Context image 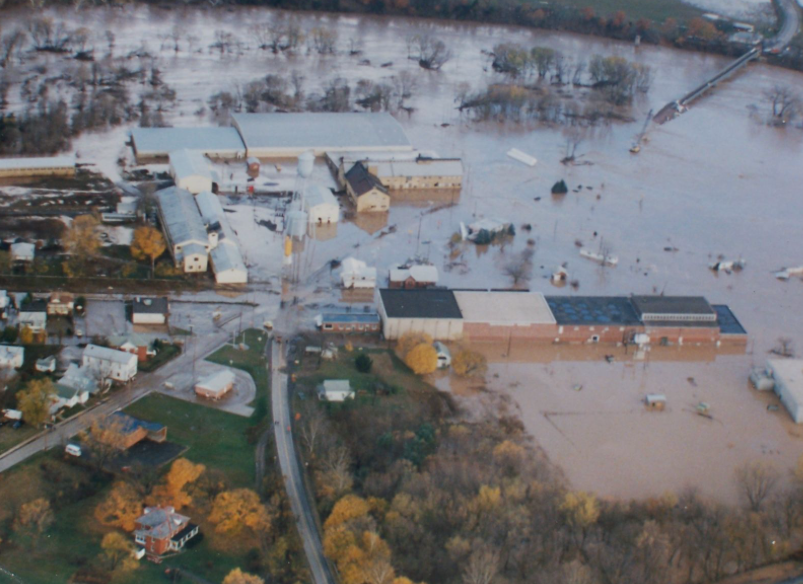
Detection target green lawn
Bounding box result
[207,329,270,410]
[124,393,255,487]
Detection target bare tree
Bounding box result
[552,52,569,84]
[320,443,353,495]
[414,34,451,70]
[503,249,534,288]
[735,461,779,512]
[561,127,587,163]
[298,401,327,456]
[572,60,586,85]
[765,85,801,126]
[392,70,418,105]
[462,545,499,584]
[310,27,337,54]
[770,337,795,357]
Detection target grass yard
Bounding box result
[207,329,270,409]
[124,393,255,487]
[138,342,181,373]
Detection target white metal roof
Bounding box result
[169,149,213,182]
[322,379,352,393]
[325,150,425,167]
[389,264,439,284]
[232,113,412,153]
[195,191,247,280]
[131,127,245,158]
[10,242,35,259]
[156,187,209,248]
[0,156,75,171]
[210,242,247,279]
[770,359,803,393]
[57,363,99,394]
[304,184,338,209]
[0,345,23,363]
[84,344,138,365]
[196,369,236,392]
[369,158,463,179]
[454,291,557,325]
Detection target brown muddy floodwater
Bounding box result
[2,4,802,503]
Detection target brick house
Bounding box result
[47,292,75,316]
[134,506,199,558]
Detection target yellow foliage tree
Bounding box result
[209,489,271,537]
[16,378,56,426]
[130,225,166,276]
[149,458,205,511]
[452,349,487,378]
[560,491,600,529]
[404,343,438,375]
[223,568,265,584]
[324,494,371,531]
[100,531,139,573]
[13,498,54,547]
[18,325,34,345]
[493,440,525,475]
[63,214,101,257]
[94,481,143,532]
[397,332,433,358]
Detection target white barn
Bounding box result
[155,187,210,273]
[169,149,214,194]
[768,359,803,423]
[304,184,340,225]
[82,344,138,383]
[195,191,247,284]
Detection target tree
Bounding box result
[0,250,9,273]
[130,225,166,277]
[13,498,54,547]
[404,344,438,375]
[765,85,801,126]
[150,458,205,511]
[551,180,569,195]
[560,490,600,551]
[94,481,143,532]
[209,489,271,537]
[452,350,487,378]
[413,34,451,70]
[84,416,128,471]
[503,252,533,288]
[16,378,56,426]
[355,353,373,373]
[64,214,101,257]
[100,531,139,573]
[18,325,34,345]
[735,461,779,512]
[397,332,433,358]
[223,568,265,584]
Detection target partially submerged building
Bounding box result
[767,360,803,423]
[155,187,210,274]
[340,257,377,289]
[195,190,248,284]
[345,162,390,213]
[304,184,340,225]
[377,288,464,341]
[82,344,138,383]
[389,264,439,289]
[0,156,76,179]
[454,291,556,342]
[329,152,463,191]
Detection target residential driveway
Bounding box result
[155,359,256,417]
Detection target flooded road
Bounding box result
[1,4,802,502]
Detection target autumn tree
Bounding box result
[223,568,265,584]
[209,489,271,538]
[18,325,34,345]
[13,498,54,547]
[130,225,166,277]
[404,343,438,375]
[452,349,487,378]
[735,461,779,512]
[559,491,600,552]
[397,332,433,358]
[83,415,128,471]
[95,481,144,531]
[63,214,101,276]
[100,531,139,574]
[149,458,205,511]
[16,378,56,426]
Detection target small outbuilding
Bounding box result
[47,292,75,316]
[304,184,340,224]
[340,257,377,289]
[389,264,439,289]
[0,345,24,368]
[10,242,35,263]
[194,370,236,400]
[644,394,667,411]
[318,380,354,402]
[168,149,215,194]
[132,297,169,325]
[35,355,57,373]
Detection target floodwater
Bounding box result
[2,5,802,502]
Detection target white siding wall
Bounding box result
[174,175,213,195]
[132,313,167,325]
[381,317,463,341]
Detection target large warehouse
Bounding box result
[377,289,463,340]
[455,291,556,342]
[231,112,413,158]
[768,359,803,423]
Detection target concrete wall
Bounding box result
[643,326,720,346]
[381,316,463,341]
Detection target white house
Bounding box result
[318,379,354,402]
[0,345,24,368]
[52,363,100,413]
[35,355,57,373]
[304,184,340,225]
[768,359,803,423]
[169,149,214,194]
[18,301,47,333]
[155,187,210,273]
[10,242,35,263]
[194,369,236,400]
[132,297,169,325]
[82,344,138,383]
[340,257,377,289]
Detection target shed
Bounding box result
[318,380,354,402]
[169,149,214,194]
[768,359,803,423]
[0,156,76,179]
[10,242,35,262]
[195,369,236,400]
[47,292,75,316]
[304,184,340,224]
[35,355,57,372]
[389,264,439,289]
[340,257,377,289]
[644,394,667,411]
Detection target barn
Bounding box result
[130,127,245,162]
[169,149,215,194]
[377,289,463,341]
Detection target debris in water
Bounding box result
[507,148,538,166]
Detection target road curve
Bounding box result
[770,0,801,51]
[270,339,336,584]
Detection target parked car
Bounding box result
[65,444,82,457]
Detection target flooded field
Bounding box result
[1,5,802,502]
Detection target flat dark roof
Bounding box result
[712,305,747,335]
[322,313,380,323]
[133,297,169,314]
[379,289,462,320]
[545,296,641,326]
[631,295,714,317]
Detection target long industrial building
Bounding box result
[376,289,747,347]
[130,127,246,161]
[0,156,76,179]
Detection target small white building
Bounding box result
[318,379,354,402]
[168,149,214,194]
[132,297,169,325]
[389,264,439,289]
[53,363,100,413]
[194,369,236,400]
[0,345,24,368]
[304,184,340,225]
[340,257,377,289]
[10,242,35,263]
[35,355,57,373]
[768,359,803,423]
[82,344,138,383]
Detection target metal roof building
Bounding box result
[377,288,463,341]
[169,149,214,194]
[768,360,803,423]
[195,191,247,284]
[0,156,76,178]
[304,184,340,224]
[155,187,209,273]
[130,127,245,161]
[231,112,412,158]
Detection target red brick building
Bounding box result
[134,506,198,558]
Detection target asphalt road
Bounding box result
[270,339,336,584]
[0,329,231,474]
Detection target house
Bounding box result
[345,162,390,213]
[18,300,47,333]
[35,355,57,373]
[134,506,199,557]
[168,149,215,194]
[0,156,76,179]
[108,333,156,362]
[645,394,667,411]
[47,292,75,316]
[52,363,100,413]
[194,369,236,400]
[0,345,24,368]
[318,379,354,402]
[340,257,377,289]
[389,264,439,289]
[10,242,35,263]
[318,312,381,333]
[304,184,340,225]
[155,187,210,273]
[96,411,167,449]
[52,381,89,414]
[768,360,803,423]
[195,191,248,284]
[132,297,169,326]
[82,344,138,383]
[377,288,464,341]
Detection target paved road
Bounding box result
[270,339,337,584]
[0,329,231,474]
